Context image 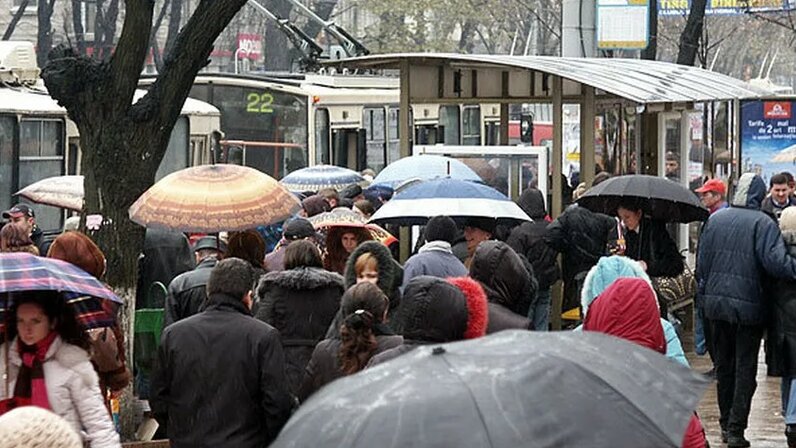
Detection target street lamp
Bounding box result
[234,47,249,74]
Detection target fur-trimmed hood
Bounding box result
[343,241,401,298]
[257,267,344,294]
[392,276,487,343]
[580,255,653,318]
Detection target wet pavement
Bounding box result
[687,349,787,447]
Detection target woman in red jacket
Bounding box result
[583,278,706,448]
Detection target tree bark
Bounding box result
[3,0,30,41]
[164,0,181,56]
[70,0,86,55]
[37,0,57,68]
[676,0,707,66]
[100,0,120,59]
[640,0,657,60]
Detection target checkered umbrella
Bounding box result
[0,253,121,332]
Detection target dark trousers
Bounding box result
[711,320,764,434]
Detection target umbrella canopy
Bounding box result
[0,253,121,332]
[372,155,482,188]
[128,164,300,233]
[273,330,708,448]
[577,174,709,223]
[279,165,364,193]
[369,178,531,226]
[308,208,397,246]
[15,175,84,211]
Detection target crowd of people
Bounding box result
[4,168,796,447]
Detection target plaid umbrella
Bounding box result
[0,253,121,332]
[280,165,365,193]
[308,208,397,246]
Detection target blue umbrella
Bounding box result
[279,165,364,192]
[368,178,531,226]
[372,155,482,188]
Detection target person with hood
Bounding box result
[402,216,468,289]
[163,236,227,328]
[324,241,403,338]
[255,240,344,395]
[151,258,293,447]
[298,282,402,402]
[578,255,688,366]
[544,174,617,312]
[368,276,488,366]
[135,228,195,309]
[507,188,561,330]
[766,207,796,447]
[583,278,706,448]
[697,172,796,447]
[469,240,536,333]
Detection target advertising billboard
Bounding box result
[740,99,796,183]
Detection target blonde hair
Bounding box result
[354,252,379,277]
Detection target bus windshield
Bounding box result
[189,83,309,179]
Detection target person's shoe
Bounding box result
[726,433,750,448]
[721,429,729,443]
[786,424,796,448]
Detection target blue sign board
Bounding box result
[741,99,796,183]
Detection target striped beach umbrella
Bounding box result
[279,165,364,193]
[129,164,300,232]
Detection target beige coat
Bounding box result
[0,336,121,448]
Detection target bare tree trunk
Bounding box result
[3,0,30,41]
[264,0,291,70]
[71,0,86,54]
[92,0,105,57]
[164,0,181,56]
[676,0,707,66]
[37,0,57,67]
[458,20,476,53]
[640,0,657,60]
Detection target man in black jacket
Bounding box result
[151,258,294,448]
[163,236,226,328]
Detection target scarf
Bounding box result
[6,332,57,413]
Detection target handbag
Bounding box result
[650,262,697,309]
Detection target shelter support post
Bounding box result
[580,86,596,187]
[399,59,412,263]
[551,76,564,331]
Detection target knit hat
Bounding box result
[0,406,83,448]
[424,215,458,244]
[781,207,796,233]
[47,231,106,279]
[580,255,652,318]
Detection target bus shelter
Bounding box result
[328,54,763,329]
[327,53,763,218]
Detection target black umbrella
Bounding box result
[272,330,709,448]
[577,175,709,223]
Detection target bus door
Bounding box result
[332,128,364,171]
[413,145,549,202]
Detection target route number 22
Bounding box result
[246,92,274,113]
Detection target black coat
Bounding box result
[545,205,617,310]
[136,228,195,309]
[767,234,796,377]
[298,330,403,402]
[624,218,684,278]
[163,256,218,328]
[508,188,561,290]
[150,293,294,448]
[255,267,344,395]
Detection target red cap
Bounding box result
[695,179,726,195]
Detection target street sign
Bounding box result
[596,0,650,50]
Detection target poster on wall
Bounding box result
[740,99,796,183]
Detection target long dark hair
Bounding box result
[338,282,388,375]
[324,227,372,274]
[6,291,90,350]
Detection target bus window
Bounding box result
[0,116,13,214]
[156,117,189,181]
[462,106,481,145]
[18,119,64,230]
[67,137,80,175]
[485,121,500,146]
[315,108,330,165]
[189,84,309,178]
[387,107,400,165]
[363,107,386,173]
[439,106,460,145]
[415,125,437,145]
